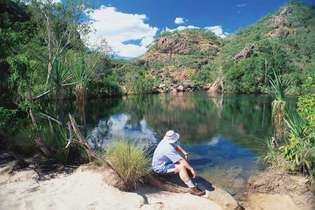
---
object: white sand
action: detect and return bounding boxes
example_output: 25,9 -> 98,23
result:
0,166 -> 222,210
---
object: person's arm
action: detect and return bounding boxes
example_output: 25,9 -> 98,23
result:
175,144 -> 189,160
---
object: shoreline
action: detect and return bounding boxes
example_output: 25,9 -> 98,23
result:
0,163 -> 224,210
1,159 -> 314,210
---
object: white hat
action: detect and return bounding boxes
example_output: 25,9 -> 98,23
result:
163,130 -> 180,143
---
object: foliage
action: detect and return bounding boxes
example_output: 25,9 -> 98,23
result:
88,74 -> 122,97
266,93 -> 315,180
0,107 -> 17,130
123,65 -> 156,94
159,28 -> 221,45
219,2 -> 315,94
192,64 -> 215,86
106,141 -> 150,191
269,70 -> 292,101
264,137 -> 290,169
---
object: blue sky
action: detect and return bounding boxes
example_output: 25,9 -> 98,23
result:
77,0 -> 315,58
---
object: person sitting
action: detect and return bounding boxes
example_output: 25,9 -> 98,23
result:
152,130 -> 205,196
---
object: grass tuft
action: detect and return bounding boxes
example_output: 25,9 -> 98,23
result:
106,140 -> 150,191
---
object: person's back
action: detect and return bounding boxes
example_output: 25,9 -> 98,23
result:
152,140 -> 181,174
151,130 -> 205,196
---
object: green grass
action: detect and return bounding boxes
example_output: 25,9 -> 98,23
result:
106,140 -> 150,191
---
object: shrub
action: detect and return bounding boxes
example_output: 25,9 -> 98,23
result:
269,70 -> 291,142
266,94 -> 315,180
106,141 -> 150,191
125,71 -> 155,94
0,107 -> 17,130
192,64 -> 215,86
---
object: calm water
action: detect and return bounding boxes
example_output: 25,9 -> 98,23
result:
84,92 -> 284,196
6,91 -> 297,196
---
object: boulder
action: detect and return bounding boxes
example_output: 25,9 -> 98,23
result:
206,187 -> 240,210
183,81 -> 193,89
176,85 -> 185,92
155,37 -> 190,54
233,44 -> 255,62
158,83 -> 166,88
207,79 -> 222,94
146,174 -> 241,210
203,84 -> 211,91
171,88 -> 177,94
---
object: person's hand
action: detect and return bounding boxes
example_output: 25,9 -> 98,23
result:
184,153 -> 189,161
190,168 -> 196,178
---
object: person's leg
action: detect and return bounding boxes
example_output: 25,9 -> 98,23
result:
174,162 -> 195,188
172,162 -> 205,196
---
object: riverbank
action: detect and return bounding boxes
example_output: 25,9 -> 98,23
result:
240,167 -> 315,210
0,163 -> 224,210
1,160 -> 314,210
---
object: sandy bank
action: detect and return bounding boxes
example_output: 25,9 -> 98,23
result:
0,165 -> 223,210
240,168 -> 315,210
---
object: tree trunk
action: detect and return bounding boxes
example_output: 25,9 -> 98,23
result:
75,84 -> 87,130
45,11 -> 53,85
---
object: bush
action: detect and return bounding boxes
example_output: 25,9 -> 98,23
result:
266,94 -> 315,180
192,64 -> 215,86
0,107 -> 17,130
106,141 -> 150,191
125,71 -> 155,94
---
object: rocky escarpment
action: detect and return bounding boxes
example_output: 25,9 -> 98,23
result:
120,3 -> 315,96
138,29 -> 223,94
141,31 -> 221,63
266,5 -> 310,38
233,44 -> 255,62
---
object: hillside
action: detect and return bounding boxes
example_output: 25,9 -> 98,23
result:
116,2 -> 315,95
137,29 -> 224,93
220,2 -> 315,94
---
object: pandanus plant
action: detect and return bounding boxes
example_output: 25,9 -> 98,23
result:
49,56 -> 76,121
269,70 -> 291,144
50,57 -> 73,99
70,53 -> 99,124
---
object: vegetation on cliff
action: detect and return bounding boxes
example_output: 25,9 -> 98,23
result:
220,2 -> 315,94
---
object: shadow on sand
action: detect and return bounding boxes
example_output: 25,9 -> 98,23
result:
158,173 -> 215,192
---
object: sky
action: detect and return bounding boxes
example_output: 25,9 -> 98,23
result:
53,0 -> 315,58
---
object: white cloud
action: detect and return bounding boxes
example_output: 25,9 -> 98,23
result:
22,0 -> 61,4
165,25 -> 229,38
236,3 -> 248,8
40,0 -> 61,4
174,17 -> 186,25
205,25 -> 229,38
84,6 -> 158,58
165,25 -> 199,33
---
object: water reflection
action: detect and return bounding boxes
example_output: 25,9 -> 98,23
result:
10,92 -> 296,195
84,93 -> 286,195
187,135 -> 258,195
87,113 -> 157,149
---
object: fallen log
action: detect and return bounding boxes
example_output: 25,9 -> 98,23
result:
68,114 -> 96,161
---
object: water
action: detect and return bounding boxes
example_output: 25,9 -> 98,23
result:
84,92 -> 280,196
8,92 -> 296,196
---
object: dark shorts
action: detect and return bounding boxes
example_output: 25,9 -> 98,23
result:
154,163 -> 176,174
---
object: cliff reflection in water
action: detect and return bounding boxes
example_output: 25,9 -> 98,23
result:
86,93 -> 277,155
85,92 -> 295,195
87,113 -> 158,149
